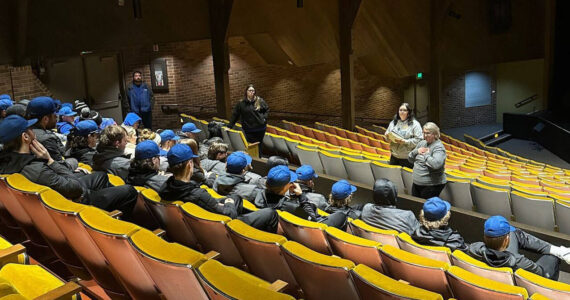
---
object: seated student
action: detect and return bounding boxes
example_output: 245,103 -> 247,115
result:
198,136 -> 222,160
122,112 -> 142,130
56,106 -> 77,135
126,141 -> 169,191
180,122 -> 202,140
213,152 -> 260,200
255,156 -> 289,188
412,197 -> 468,251
180,138 -> 215,187
360,178 -> 420,235
159,144 -> 278,233
159,129 -> 179,172
137,128 -> 161,144
0,115 -> 138,219
0,99 -> 12,121
290,165 -> 328,210
201,141 -> 228,176
254,165 -> 347,229
92,125 -> 131,180
122,126 -> 137,159
65,120 -> 99,165
238,151 -> 263,186
469,216 -> 570,280
5,100 -> 27,118
324,180 -> 362,219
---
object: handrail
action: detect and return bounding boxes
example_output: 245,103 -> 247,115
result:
514,94 -> 538,108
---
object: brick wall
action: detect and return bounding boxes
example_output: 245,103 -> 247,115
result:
440,69 -> 497,129
0,65 -> 52,101
122,37 -> 405,129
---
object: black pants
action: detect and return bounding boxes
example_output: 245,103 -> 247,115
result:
390,156 -> 414,169
140,111 -> 152,130
78,172 -> 138,220
535,254 -> 561,280
244,130 -> 266,155
238,208 -> 278,233
320,211 -> 348,231
412,183 -> 446,199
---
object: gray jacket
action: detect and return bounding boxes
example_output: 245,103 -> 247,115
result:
201,158 -> 226,176
360,203 -> 420,235
213,173 -> 260,201
385,119 -> 423,159
408,139 -> 447,186
92,146 -> 131,180
245,171 -> 263,186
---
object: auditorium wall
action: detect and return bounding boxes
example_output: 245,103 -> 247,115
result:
122,37 -> 405,129
0,65 -> 52,101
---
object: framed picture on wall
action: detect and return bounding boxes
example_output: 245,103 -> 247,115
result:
150,58 -> 169,92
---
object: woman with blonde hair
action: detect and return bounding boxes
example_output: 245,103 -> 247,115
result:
228,84 -> 269,152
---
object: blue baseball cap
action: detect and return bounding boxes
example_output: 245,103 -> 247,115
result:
182,122 -> 201,133
0,115 -> 38,143
331,180 -> 357,200
296,165 -> 318,181
75,120 -> 99,136
100,118 -> 116,129
61,103 -> 73,109
235,151 -> 252,165
266,165 -> 297,187
0,94 -> 11,101
167,144 -> 199,165
160,129 -> 180,142
0,99 -> 12,110
135,140 -> 161,160
57,106 -> 77,117
226,152 -> 248,174
123,112 -> 142,126
484,215 -> 516,238
27,96 -> 57,117
423,197 -> 451,221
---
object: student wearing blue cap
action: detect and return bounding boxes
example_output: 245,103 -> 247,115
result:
213,152 -> 261,201
360,178 -> 420,235
56,106 -> 77,135
290,165 -> 328,210
0,99 -> 13,120
254,155 -> 289,188
412,197 -> 467,252
159,144 -> 278,232
468,215 -> 570,280
27,96 -> 76,168
179,138 -> 216,187
126,140 -> 169,191
325,179 -> 363,219
233,151 -> 263,186
158,129 -> 179,172
0,115 -> 137,220
180,122 -> 202,140
93,125 -> 131,180
122,112 -> 142,130
65,120 -> 99,165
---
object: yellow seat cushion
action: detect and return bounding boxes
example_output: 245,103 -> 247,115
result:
350,219 -> 399,235
40,189 -> 86,213
134,186 -> 146,192
352,264 -> 443,300
381,245 -> 450,270
0,294 -> 27,300
6,174 -> 49,193
227,219 -> 286,245
447,266 -> 528,298
398,233 -> 451,254
515,268 -> 570,292
282,241 -> 355,269
278,211 -> 327,230
529,293 -> 552,300
242,199 -> 258,211
129,229 -> 205,266
79,206 -> 140,236
0,237 -> 25,266
107,174 -> 125,186
181,203 -> 231,223
325,227 -> 381,248
452,250 -> 512,273
198,260 -> 293,300
0,264 -> 66,299
0,277 -> 17,298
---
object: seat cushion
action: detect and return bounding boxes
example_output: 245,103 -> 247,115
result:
0,264 -> 65,299
129,229 -> 205,266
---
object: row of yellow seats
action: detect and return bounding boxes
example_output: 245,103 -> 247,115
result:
311,121 -> 391,150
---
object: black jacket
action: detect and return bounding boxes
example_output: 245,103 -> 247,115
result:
325,204 -> 363,220
159,176 -> 240,218
254,189 -> 322,221
228,98 -> 269,131
412,226 -> 468,252
468,229 -> 553,278
92,146 -> 131,179
32,126 -> 66,162
126,167 -> 169,191
289,182 -> 329,210
213,173 -> 259,200
191,167 -> 216,188
67,146 -> 96,166
0,151 -> 84,200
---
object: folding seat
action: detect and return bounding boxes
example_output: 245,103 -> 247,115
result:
450,250 -> 514,285
128,228 -> 214,300
514,268 -> 570,299
346,139 -> 363,151
476,176 -> 511,190
311,129 -> 327,142
196,259 -> 294,300
297,134 -> 313,144
379,245 -> 453,298
545,186 -> 570,197
300,125 -> 316,139
446,266 -> 528,300
510,181 -> 544,193
262,134 -> 276,156
269,133 -> 292,159
342,157 -> 375,186
318,151 -> 348,179
348,219 -> 399,248
460,165 -> 485,176
340,149 -> 363,160
266,125 -> 277,134
0,263 -> 82,299
296,145 -> 324,174
470,181 -> 512,218
283,137 -> 301,164
285,131 -> 300,141
333,126 -> 348,139
351,264 -> 443,300
335,136 -> 351,148
370,162 -> 405,194
554,200 -> 570,235
281,120 -> 294,132
484,170 -> 512,180
324,227 -> 383,272
325,124 -> 337,135
220,127 -> 233,151
343,130 -> 357,142
227,129 -> 260,158
510,191 -> 555,230
401,167 -> 414,195
319,146 -> 341,155
360,143 -> 378,155
396,233 -> 451,264
281,241 -> 359,300
356,133 -> 370,145
314,121 -> 326,131
512,175 -> 540,185
292,123 -> 305,136
78,206 -> 161,300
277,211 -> 331,254
5,175 -> 90,279
541,178 -> 570,191
324,132 -> 339,146
371,124 -> 386,134
41,190 -> 129,298
226,219 -> 300,297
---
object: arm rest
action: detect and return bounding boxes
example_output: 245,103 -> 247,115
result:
0,244 -> 25,261
108,210 -> 123,219
152,229 -> 166,237
35,281 -> 82,300
268,280 -> 288,292
204,251 -> 220,260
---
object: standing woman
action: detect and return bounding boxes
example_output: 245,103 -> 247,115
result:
228,84 -> 269,152
408,122 -> 447,199
385,103 -> 422,168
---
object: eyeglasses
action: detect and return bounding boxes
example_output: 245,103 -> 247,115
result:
423,131 -> 433,135
247,89 -> 255,92
399,109 -> 408,112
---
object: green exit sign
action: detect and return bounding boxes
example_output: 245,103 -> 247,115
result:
416,72 -> 423,79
